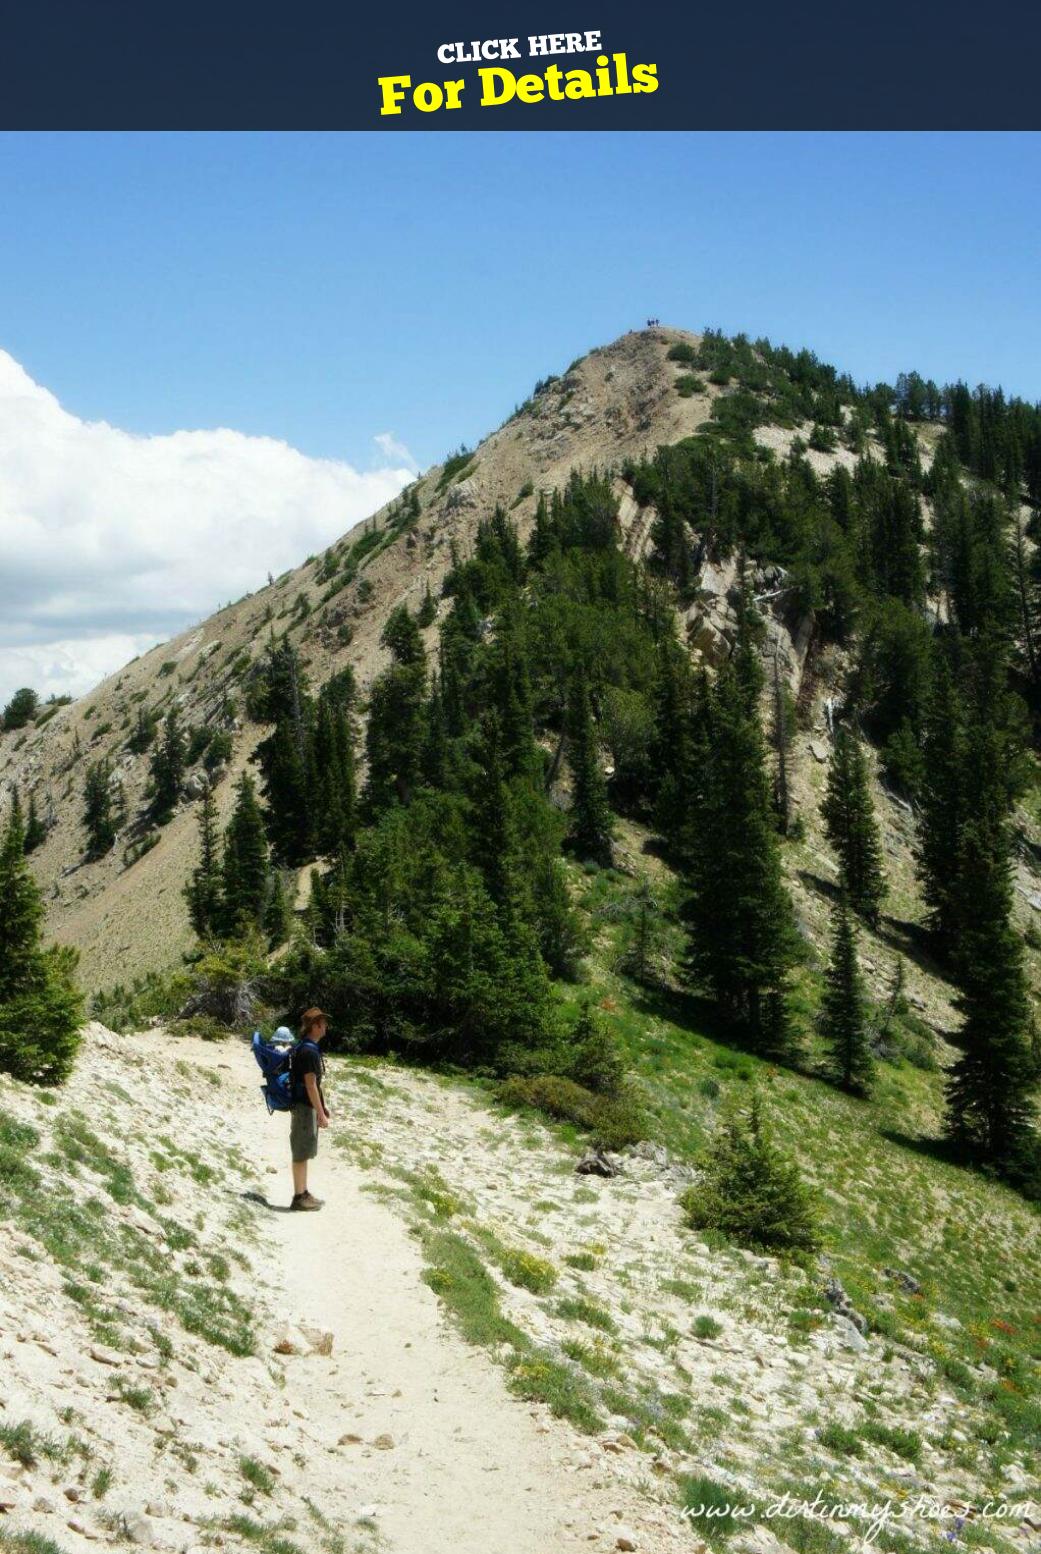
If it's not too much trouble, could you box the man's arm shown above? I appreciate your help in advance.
[304,1070,330,1128]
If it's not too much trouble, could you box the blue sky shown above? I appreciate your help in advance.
[0,130,1039,706]
[2,132,1039,467]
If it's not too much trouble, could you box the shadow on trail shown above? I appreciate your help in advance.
[241,1189,295,1214]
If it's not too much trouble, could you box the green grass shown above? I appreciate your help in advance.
[0,1534,73,1554]
[678,1474,742,1546]
[692,1314,723,1339]
[221,1515,303,1554]
[91,1465,114,1499]
[0,1419,68,1468]
[240,1455,277,1495]
[505,1351,602,1432]
[818,1421,863,1457]
[555,1294,617,1332]
[420,1229,526,1350]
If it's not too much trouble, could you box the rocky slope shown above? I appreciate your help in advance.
[0,327,732,989]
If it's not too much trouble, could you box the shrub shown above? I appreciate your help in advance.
[498,1073,644,1150]
[680,1093,821,1255]
[498,1248,558,1294]
[818,1421,863,1456]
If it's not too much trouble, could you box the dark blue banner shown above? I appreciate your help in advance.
[1,2,1038,127]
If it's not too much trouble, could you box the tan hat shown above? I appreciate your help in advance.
[300,1007,329,1034]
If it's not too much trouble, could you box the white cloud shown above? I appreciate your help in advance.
[0,350,414,708]
[373,430,418,469]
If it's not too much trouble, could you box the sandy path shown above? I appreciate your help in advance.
[237,1044,596,1554]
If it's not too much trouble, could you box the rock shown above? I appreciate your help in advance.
[273,1325,303,1356]
[882,1266,921,1295]
[823,1276,868,1334]
[338,1433,363,1446]
[833,1315,869,1353]
[616,1531,638,1551]
[124,1512,156,1545]
[34,1495,57,1513]
[575,1150,619,1178]
[809,739,829,762]
[373,1433,395,1450]
[64,1485,82,1502]
[89,1343,123,1365]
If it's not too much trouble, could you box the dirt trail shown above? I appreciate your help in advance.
[237,1042,598,1554]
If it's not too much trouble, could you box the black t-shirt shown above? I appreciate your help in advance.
[290,1040,325,1109]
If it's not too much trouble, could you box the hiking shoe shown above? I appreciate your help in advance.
[291,1191,323,1211]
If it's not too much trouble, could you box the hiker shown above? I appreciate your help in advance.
[289,1007,331,1211]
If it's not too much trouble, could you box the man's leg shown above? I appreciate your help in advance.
[292,1159,307,1197]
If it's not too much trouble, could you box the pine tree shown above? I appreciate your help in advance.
[820,895,873,1095]
[23,793,46,854]
[916,659,966,947]
[565,672,613,865]
[185,785,223,938]
[150,709,186,823]
[681,661,799,1057]
[771,655,791,835]
[313,673,357,856]
[381,604,425,666]
[822,729,885,926]
[945,820,1038,1169]
[363,660,427,813]
[222,773,271,932]
[0,805,44,993]
[264,869,291,948]
[416,582,438,628]
[83,760,117,861]
[0,807,82,1085]
[680,1093,821,1254]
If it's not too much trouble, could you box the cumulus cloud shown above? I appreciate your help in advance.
[373,430,418,469]
[0,350,414,708]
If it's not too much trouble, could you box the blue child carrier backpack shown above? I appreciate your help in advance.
[251,1030,295,1113]
[251,1030,323,1113]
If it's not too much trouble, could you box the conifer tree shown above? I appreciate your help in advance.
[264,869,291,948]
[416,582,438,628]
[821,729,885,926]
[185,785,223,938]
[0,807,82,1085]
[945,819,1038,1170]
[23,793,46,854]
[681,661,799,1057]
[820,895,873,1095]
[222,773,270,932]
[313,673,357,856]
[364,659,427,813]
[381,603,425,667]
[565,672,613,865]
[917,659,966,948]
[527,491,556,569]
[83,760,117,861]
[150,708,186,823]
[771,656,791,835]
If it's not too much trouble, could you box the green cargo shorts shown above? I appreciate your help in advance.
[290,1103,318,1163]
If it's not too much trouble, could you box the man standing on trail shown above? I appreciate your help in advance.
[289,1007,331,1211]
